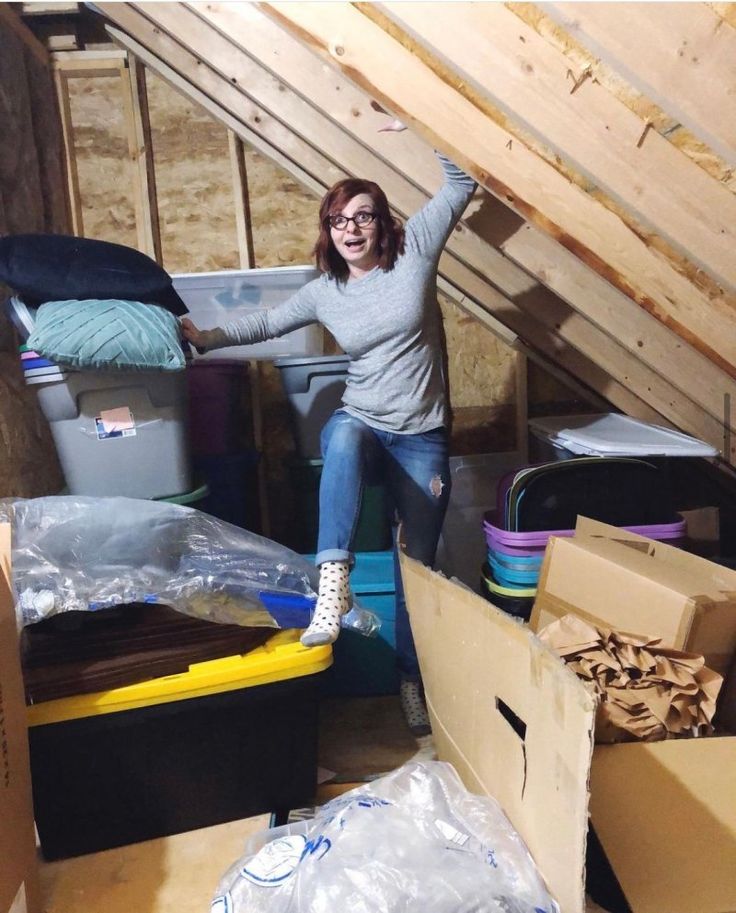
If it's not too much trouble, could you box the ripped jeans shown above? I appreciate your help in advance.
[316,410,451,680]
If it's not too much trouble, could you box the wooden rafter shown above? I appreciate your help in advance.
[545,2,736,169]
[260,1,736,384]
[380,2,736,295]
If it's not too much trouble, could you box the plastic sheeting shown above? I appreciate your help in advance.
[212,760,559,913]
[1,496,378,636]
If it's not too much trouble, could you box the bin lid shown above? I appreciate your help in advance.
[27,629,331,726]
[528,413,718,457]
[5,295,36,341]
[273,354,350,368]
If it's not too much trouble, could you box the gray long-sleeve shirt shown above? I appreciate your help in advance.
[209,156,476,434]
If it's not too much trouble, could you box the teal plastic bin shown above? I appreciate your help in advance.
[306,551,399,696]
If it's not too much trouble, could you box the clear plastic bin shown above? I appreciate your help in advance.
[172,266,323,361]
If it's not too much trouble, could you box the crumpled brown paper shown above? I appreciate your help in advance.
[538,614,723,742]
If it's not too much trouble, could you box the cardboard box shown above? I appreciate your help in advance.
[399,551,597,913]
[400,551,736,913]
[530,516,736,675]
[0,524,40,913]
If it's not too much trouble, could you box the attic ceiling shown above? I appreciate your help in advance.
[21,1,736,464]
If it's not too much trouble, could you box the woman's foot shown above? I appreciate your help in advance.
[301,559,351,647]
[400,679,431,737]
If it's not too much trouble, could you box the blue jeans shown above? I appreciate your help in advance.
[316,410,451,680]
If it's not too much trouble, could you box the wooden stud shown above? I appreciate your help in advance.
[52,68,83,236]
[227,131,256,270]
[119,56,163,262]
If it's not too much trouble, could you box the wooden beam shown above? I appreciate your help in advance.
[381,1,736,296]
[228,131,256,269]
[0,3,50,65]
[52,68,83,235]
[195,2,736,443]
[119,57,163,262]
[545,2,736,168]
[22,2,80,14]
[261,1,736,381]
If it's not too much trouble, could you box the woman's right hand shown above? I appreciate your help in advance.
[180,317,210,353]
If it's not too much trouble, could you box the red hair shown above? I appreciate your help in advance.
[314,178,405,281]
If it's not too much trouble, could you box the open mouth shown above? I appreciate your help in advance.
[344,238,366,251]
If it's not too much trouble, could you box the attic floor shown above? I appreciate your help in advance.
[37,694,610,913]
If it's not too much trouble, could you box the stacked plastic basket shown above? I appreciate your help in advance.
[481,457,687,622]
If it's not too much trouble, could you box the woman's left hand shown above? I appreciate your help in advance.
[378,118,407,133]
[371,100,407,133]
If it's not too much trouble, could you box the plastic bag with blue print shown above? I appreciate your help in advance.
[211,760,559,913]
[0,496,378,636]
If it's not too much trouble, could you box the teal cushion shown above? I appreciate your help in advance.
[27,299,185,371]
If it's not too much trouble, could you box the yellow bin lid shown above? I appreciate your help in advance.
[28,630,332,727]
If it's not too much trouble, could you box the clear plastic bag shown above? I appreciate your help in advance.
[0,496,378,636]
[212,760,559,913]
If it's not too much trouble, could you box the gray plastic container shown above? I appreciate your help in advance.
[274,354,350,458]
[33,368,192,498]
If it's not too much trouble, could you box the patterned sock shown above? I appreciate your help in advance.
[300,560,351,647]
[400,679,431,737]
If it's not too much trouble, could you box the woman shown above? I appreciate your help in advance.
[182,143,476,735]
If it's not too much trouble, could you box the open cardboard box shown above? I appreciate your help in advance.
[0,524,40,913]
[400,519,736,913]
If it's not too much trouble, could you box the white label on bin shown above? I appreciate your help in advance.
[9,883,27,913]
[96,407,136,440]
[240,834,307,886]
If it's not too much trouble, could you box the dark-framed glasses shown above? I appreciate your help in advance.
[326,211,377,230]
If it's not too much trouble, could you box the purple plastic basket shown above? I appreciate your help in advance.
[482,509,686,556]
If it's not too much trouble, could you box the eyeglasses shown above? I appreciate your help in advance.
[326,211,377,230]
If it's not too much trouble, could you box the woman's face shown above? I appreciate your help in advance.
[329,193,380,273]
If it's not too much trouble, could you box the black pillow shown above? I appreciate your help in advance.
[0,234,188,316]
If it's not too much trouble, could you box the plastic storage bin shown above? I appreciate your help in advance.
[435,452,523,592]
[274,354,350,458]
[187,360,247,456]
[172,266,323,362]
[32,367,192,499]
[288,457,392,554]
[306,550,399,696]
[27,629,331,860]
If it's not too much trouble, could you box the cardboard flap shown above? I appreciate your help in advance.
[575,516,736,594]
[532,521,736,674]
[400,552,596,913]
[590,738,736,913]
